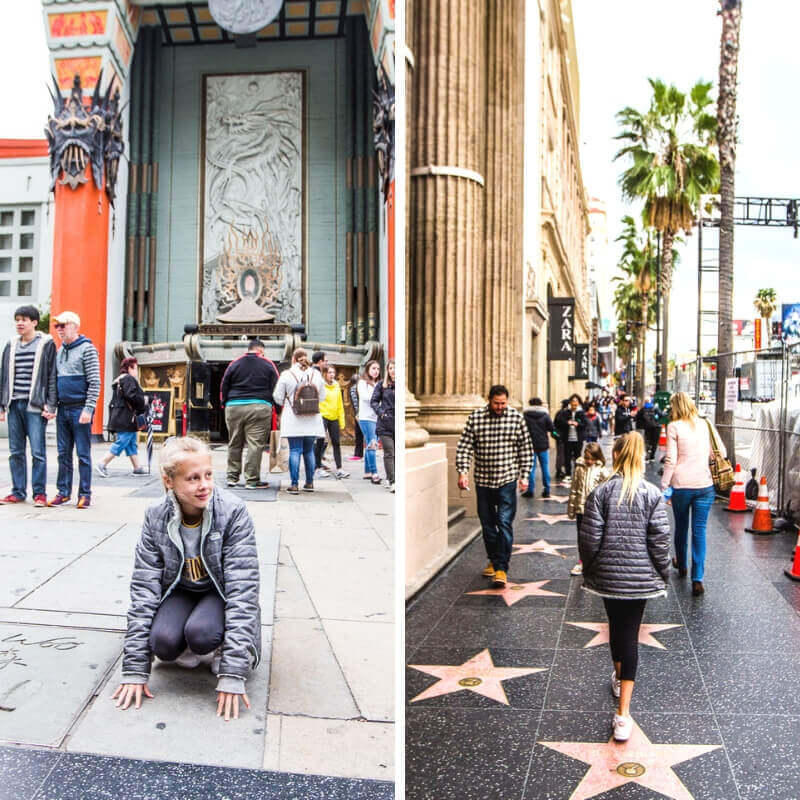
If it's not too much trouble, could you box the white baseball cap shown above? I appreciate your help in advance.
[53,311,81,326]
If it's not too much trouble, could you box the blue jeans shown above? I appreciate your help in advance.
[288,436,316,486]
[671,485,715,581]
[56,406,93,498]
[528,449,551,494]
[7,399,48,498]
[358,419,378,475]
[476,481,518,572]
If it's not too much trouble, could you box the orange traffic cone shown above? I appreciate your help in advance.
[786,530,800,581]
[724,464,748,513]
[658,425,667,448]
[745,476,776,534]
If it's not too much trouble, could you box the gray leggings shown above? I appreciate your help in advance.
[149,588,225,660]
[380,434,395,483]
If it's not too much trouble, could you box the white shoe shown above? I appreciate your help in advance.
[570,562,583,576]
[613,713,633,741]
[174,648,201,669]
[335,468,350,479]
[389,483,395,493]
[610,669,621,699]
[316,467,332,479]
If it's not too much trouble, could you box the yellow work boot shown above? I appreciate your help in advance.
[492,570,507,588]
[481,562,495,578]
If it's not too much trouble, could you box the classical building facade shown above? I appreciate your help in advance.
[40,0,394,439]
[406,0,590,593]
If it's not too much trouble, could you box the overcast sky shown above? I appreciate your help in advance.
[573,0,800,355]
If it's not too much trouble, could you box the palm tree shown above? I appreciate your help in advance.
[715,0,742,453]
[753,288,777,349]
[615,79,719,387]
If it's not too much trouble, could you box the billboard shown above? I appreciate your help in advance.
[783,304,800,343]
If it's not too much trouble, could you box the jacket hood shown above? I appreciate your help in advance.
[524,405,549,415]
[63,334,91,350]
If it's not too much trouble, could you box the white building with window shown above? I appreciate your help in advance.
[0,140,54,342]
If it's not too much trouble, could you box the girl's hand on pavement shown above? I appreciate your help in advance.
[112,683,154,710]
[216,691,250,721]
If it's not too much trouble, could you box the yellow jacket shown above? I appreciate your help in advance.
[320,381,346,428]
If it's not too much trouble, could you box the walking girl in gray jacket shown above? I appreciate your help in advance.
[113,437,261,722]
[578,432,671,742]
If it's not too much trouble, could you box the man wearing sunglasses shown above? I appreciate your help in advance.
[0,305,58,506]
[49,311,101,509]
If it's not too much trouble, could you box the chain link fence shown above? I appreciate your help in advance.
[687,345,800,514]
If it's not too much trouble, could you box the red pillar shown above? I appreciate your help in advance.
[387,179,395,359]
[51,167,110,435]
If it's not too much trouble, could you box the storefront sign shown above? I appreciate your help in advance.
[724,378,739,412]
[548,297,575,361]
[147,390,174,434]
[571,344,589,379]
[591,318,599,366]
[754,317,762,349]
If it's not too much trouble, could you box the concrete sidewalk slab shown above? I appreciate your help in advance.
[0,608,126,632]
[323,620,394,722]
[291,548,393,623]
[274,562,318,620]
[66,627,273,769]
[0,621,124,748]
[267,618,358,719]
[263,715,393,782]
[1,519,123,556]
[0,551,75,607]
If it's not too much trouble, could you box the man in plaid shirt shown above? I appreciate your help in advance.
[456,385,534,587]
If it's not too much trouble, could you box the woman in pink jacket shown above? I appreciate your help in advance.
[661,392,726,596]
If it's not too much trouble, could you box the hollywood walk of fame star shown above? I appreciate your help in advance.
[539,719,721,800]
[566,621,682,650]
[524,513,572,525]
[408,648,546,705]
[513,539,576,558]
[467,580,566,607]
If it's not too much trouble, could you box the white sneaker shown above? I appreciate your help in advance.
[335,468,350,479]
[174,648,201,669]
[570,562,583,576]
[610,669,621,699]
[613,713,633,741]
[389,483,395,493]
[95,463,109,478]
[316,468,332,479]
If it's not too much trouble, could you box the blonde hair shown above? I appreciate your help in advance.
[160,436,211,479]
[670,391,698,426]
[611,433,644,505]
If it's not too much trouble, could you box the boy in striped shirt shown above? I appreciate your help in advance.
[0,305,58,505]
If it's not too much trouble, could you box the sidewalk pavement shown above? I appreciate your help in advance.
[406,453,800,800]
[0,439,394,799]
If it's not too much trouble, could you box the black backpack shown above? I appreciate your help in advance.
[291,372,320,416]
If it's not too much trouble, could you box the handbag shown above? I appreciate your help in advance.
[704,418,735,492]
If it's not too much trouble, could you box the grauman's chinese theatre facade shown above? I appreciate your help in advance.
[42,0,395,438]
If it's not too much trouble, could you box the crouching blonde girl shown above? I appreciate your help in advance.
[578,432,670,742]
[112,436,261,721]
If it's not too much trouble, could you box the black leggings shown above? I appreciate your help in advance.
[314,418,342,469]
[602,597,646,682]
[149,588,225,660]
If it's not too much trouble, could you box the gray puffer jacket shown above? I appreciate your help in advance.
[578,473,671,598]
[122,488,261,689]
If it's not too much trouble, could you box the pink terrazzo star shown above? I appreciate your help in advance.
[566,621,682,650]
[513,539,576,558]
[539,720,721,800]
[408,648,546,705]
[524,513,572,525]
[467,580,566,607]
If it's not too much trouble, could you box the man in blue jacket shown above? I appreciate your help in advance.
[49,311,101,509]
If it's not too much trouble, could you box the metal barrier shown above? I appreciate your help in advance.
[687,344,800,515]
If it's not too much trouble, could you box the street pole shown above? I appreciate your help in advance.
[656,231,662,391]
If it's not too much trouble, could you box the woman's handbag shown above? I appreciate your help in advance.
[704,418,735,491]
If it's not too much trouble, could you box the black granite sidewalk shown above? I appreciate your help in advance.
[406,466,800,800]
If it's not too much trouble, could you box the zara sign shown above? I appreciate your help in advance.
[548,297,575,361]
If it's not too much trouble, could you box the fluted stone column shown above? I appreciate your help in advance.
[407,0,488,436]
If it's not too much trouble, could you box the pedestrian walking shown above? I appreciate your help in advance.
[112,436,261,722]
[347,373,364,460]
[661,391,726,596]
[455,385,534,588]
[584,404,602,442]
[220,339,278,489]
[614,395,634,436]
[636,397,661,461]
[357,360,383,484]
[96,357,149,477]
[315,365,349,479]
[49,311,101,509]
[554,398,569,481]
[522,397,554,498]
[370,359,395,491]
[273,348,326,495]
[567,442,610,576]
[579,432,671,741]
[555,394,586,480]
[0,305,57,506]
